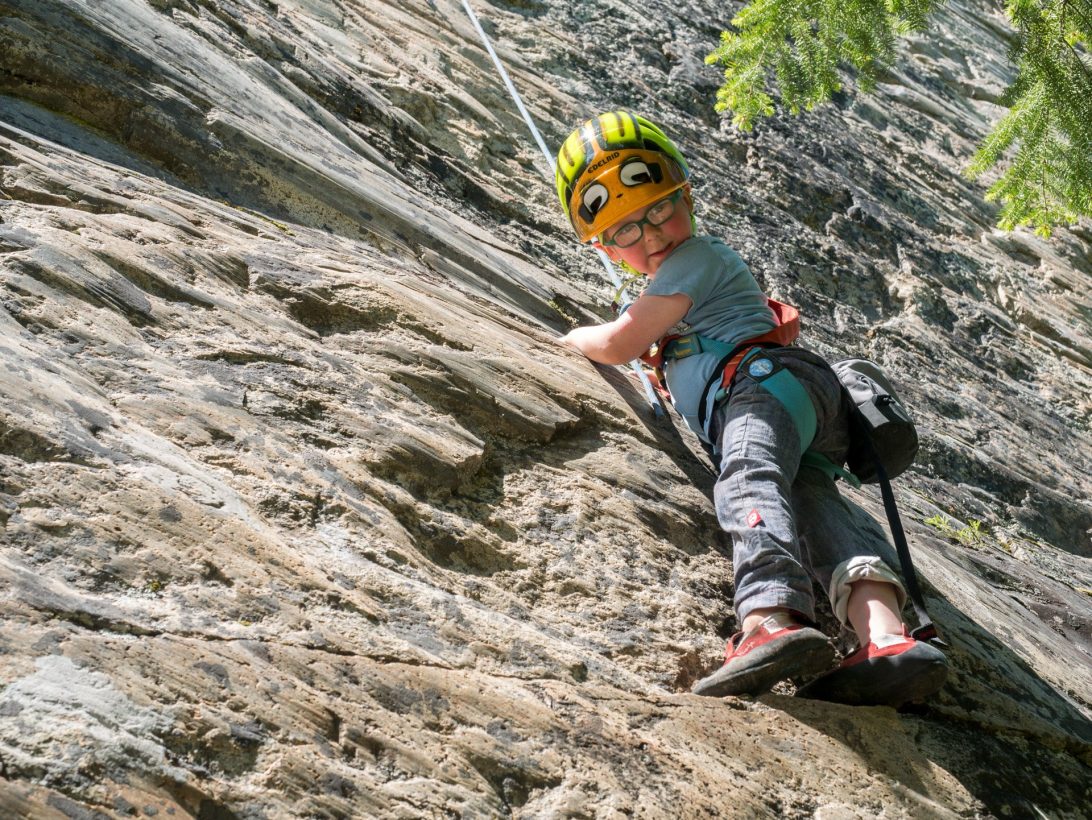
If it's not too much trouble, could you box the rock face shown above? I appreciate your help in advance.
[0,0,1090,816]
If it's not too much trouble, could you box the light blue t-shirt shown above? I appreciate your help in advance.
[644,236,777,441]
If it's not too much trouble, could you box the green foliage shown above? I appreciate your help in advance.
[705,0,941,130]
[965,0,1092,235]
[924,514,986,546]
[548,298,580,327]
[707,0,1092,235]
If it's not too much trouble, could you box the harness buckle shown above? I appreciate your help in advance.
[663,333,700,360]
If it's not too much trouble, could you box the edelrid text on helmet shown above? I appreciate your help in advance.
[555,111,689,243]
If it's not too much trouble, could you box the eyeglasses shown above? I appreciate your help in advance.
[600,190,682,248]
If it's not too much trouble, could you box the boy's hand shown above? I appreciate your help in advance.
[556,292,691,365]
[557,330,580,349]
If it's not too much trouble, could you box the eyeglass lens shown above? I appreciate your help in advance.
[610,195,676,248]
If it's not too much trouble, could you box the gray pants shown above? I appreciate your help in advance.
[710,348,906,626]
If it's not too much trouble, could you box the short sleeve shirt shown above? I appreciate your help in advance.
[644,236,777,440]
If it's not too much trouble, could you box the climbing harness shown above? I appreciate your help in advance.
[648,298,801,435]
[460,0,663,415]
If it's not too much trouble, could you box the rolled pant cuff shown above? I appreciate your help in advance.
[735,591,815,626]
[829,556,907,624]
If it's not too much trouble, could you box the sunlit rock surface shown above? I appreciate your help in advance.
[1,0,1089,816]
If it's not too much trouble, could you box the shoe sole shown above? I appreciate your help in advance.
[691,629,835,698]
[795,643,948,707]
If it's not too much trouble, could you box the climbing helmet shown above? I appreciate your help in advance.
[555,111,689,243]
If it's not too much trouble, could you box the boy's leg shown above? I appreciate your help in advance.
[714,377,815,622]
[791,465,909,629]
[844,579,904,640]
[691,370,834,697]
[791,467,948,706]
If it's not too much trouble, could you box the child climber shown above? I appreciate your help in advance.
[555,111,947,706]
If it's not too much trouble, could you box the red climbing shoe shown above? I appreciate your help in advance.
[691,615,835,697]
[795,627,948,707]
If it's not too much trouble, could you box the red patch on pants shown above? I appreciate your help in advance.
[747,509,764,528]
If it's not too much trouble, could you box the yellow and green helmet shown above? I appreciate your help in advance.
[555,111,689,243]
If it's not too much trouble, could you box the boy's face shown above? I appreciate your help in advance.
[593,189,693,276]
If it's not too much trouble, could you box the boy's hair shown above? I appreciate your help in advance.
[555,111,689,242]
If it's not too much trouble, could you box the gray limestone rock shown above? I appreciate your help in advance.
[0,0,1090,817]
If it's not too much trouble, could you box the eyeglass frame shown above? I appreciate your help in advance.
[598,190,684,248]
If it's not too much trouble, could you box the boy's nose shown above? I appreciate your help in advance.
[643,221,665,243]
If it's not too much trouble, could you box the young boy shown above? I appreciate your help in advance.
[555,111,947,706]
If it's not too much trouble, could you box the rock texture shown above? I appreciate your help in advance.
[1,0,1090,817]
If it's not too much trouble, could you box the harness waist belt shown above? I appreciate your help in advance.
[662,332,733,361]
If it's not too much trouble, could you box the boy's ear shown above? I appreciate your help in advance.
[682,184,694,214]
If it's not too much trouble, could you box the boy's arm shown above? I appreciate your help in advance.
[559,292,691,365]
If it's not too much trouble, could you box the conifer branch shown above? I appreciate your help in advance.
[707,0,1092,235]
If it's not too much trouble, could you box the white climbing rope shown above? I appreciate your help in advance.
[460,0,664,415]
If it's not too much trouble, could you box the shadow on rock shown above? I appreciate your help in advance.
[772,601,1092,818]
